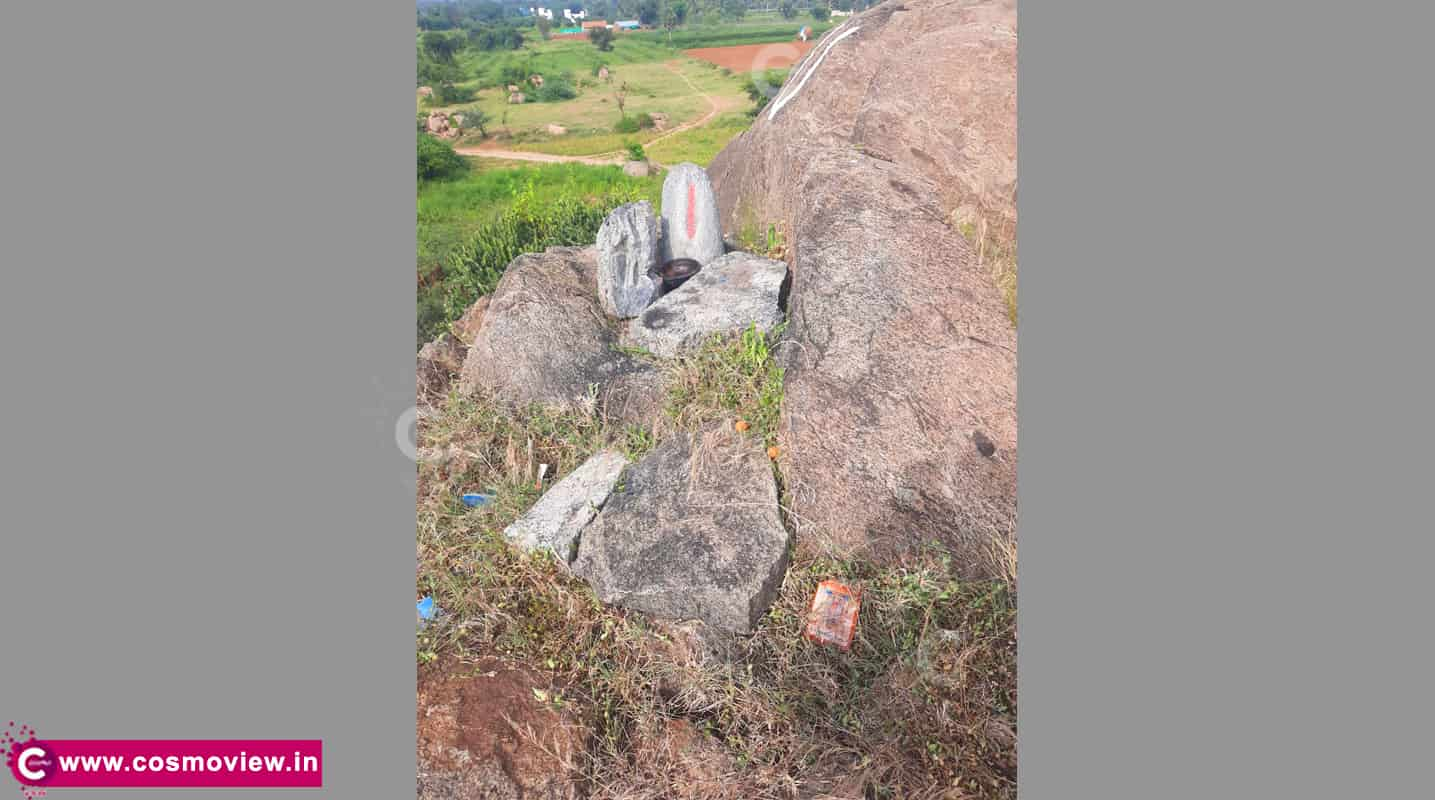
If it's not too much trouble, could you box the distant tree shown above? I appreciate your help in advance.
[779,1,798,19]
[721,0,746,22]
[810,6,831,22]
[672,1,688,25]
[661,1,686,43]
[589,25,615,50]
[537,16,553,38]
[459,107,491,137]
[638,0,660,27]
[832,0,853,11]
[420,31,463,63]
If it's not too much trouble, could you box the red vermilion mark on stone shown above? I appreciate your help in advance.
[685,182,697,240]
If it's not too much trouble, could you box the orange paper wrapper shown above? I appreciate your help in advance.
[804,580,861,650]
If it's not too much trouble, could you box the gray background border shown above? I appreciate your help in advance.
[1022,1,1434,796]
[1,1,415,797]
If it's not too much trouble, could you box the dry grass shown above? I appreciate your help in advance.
[417,327,1016,799]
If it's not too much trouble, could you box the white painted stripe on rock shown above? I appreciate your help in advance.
[766,22,863,121]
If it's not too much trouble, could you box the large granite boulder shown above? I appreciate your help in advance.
[572,425,790,634]
[595,201,662,319]
[503,449,628,563]
[659,162,725,267]
[706,0,1017,570]
[457,246,663,425]
[626,251,787,358]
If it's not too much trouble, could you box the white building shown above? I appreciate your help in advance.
[563,9,587,23]
[528,7,554,21]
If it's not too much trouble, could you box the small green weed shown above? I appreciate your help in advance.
[663,323,786,446]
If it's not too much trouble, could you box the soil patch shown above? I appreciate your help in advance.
[684,41,815,71]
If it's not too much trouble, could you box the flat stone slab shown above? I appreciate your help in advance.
[503,450,629,563]
[596,201,662,319]
[627,251,787,358]
[659,162,724,267]
[572,425,791,634]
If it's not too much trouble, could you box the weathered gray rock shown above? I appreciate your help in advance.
[457,246,664,425]
[572,425,791,634]
[595,201,662,319]
[659,162,724,266]
[503,450,629,562]
[627,251,787,358]
[621,160,650,178]
[706,0,1017,570]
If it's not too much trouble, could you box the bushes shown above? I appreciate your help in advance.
[427,178,648,341]
[625,142,646,161]
[417,133,466,182]
[535,74,577,102]
[742,69,787,115]
[613,115,640,133]
[635,111,655,129]
[432,82,475,105]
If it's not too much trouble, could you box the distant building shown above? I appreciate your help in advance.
[581,19,610,30]
[529,7,555,21]
[832,9,854,16]
[563,9,587,23]
[615,20,641,30]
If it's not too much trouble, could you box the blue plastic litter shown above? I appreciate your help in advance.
[416,596,437,621]
[461,493,493,508]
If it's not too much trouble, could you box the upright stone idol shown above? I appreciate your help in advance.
[596,201,662,319]
[660,162,725,266]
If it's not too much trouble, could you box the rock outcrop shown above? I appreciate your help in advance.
[503,449,629,563]
[573,425,791,634]
[659,162,725,267]
[627,251,787,358]
[706,0,1017,569]
[595,201,662,319]
[458,246,663,425]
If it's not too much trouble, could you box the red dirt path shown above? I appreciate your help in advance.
[684,41,814,71]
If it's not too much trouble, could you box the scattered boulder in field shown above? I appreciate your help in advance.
[425,111,456,138]
[417,85,434,97]
[417,657,585,800]
[573,424,791,634]
[457,246,663,425]
[595,201,662,319]
[706,0,1016,569]
[597,66,610,81]
[508,92,525,104]
[546,123,567,136]
[503,449,629,563]
[622,160,650,178]
[659,162,725,267]
[529,74,544,87]
[507,83,520,92]
[649,112,670,131]
[627,251,787,358]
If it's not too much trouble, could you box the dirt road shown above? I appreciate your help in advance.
[453,61,725,166]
